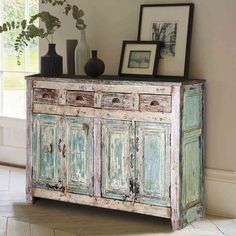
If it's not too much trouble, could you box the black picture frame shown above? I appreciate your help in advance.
[137,3,194,78]
[118,41,161,77]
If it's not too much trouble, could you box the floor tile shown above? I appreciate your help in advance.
[30,224,55,236]
[7,218,30,236]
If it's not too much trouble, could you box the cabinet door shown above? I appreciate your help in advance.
[65,117,94,195]
[136,122,171,206]
[101,120,134,200]
[32,114,62,190]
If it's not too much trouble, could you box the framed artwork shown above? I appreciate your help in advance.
[118,41,161,77]
[138,4,194,78]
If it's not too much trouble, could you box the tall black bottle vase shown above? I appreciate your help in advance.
[41,43,63,77]
[66,40,78,76]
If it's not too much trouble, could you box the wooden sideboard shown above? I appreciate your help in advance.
[26,75,205,230]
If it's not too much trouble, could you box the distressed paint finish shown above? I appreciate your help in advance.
[139,94,172,113]
[65,116,94,196]
[136,122,171,206]
[101,92,134,110]
[101,119,134,200]
[32,114,62,189]
[26,75,205,231]
[183,87,202,130]
[180,84,205,228]
[181,130,202,209]
[66,91,94,107]
[34,88,59,105]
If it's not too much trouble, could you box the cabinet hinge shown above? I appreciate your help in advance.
[31,167,33,179]
[169,186,171,199]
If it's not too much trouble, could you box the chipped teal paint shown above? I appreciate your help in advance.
[66,117,94,196]
[136,122,171,206]
[32,114,62,189]
[181,85,204,227]
[102,119,134,200]
[183,88,202,130]
[182,130,202,209]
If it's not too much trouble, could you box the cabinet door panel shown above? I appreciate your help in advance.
[182,130,203,209]
[136,122,171,206]
[102,120,134,200]
[66,117,94,195]
[32,114,62,189]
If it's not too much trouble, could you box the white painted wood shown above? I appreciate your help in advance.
[33,104,172,123]
[32,188,171,219]
[170,86,181,230]
[93,119,101,197]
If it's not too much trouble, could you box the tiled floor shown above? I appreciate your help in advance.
[0,166,236,236]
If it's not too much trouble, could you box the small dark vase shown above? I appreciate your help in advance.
[41,44,63,77]
[84,50,105,78]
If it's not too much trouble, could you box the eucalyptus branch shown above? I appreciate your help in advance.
[41,0,87,30]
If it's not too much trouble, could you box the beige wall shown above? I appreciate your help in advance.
[40,0,236,172]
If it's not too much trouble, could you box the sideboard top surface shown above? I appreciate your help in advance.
[26,74,205,86]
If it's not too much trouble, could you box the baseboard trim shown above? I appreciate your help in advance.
[0,161,26,169]
[205,168,236,218]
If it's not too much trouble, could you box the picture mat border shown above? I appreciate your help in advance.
[118,41,161,77]
[137,3,194,79]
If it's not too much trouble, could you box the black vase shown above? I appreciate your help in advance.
[84,50,105,78]
[66,39,78,76]
[41,44,63,77]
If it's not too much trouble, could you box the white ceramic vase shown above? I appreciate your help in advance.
[75,30,90,75]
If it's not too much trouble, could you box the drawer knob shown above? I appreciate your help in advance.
[76,95,84,101]
[112,97,120,104]
[150,100,159,106]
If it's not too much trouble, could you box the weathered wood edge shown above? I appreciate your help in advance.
[94,118,102,197]
[32,188,171,219]
[26,79,33,203]
[170,85,181,230]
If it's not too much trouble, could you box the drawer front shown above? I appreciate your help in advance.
[140,94,172,113]
[34,88,59,104]
[67,91,94,107]
[101,93,133,110]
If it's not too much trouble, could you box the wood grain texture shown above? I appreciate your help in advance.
[32,188,171,219]
[140,94,172,113]
[66,91,94,108]
[101,92,134,110]
[34,88,59,105]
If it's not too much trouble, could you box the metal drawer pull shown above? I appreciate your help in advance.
[76,95,84,101]
[112,97,120,104]
[42,93,49,99]
[62,144,66,158]
[150,100,159,106]
[58,138,62,152]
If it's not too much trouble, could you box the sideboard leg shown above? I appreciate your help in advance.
[171,217,183,231]
[26,194,39,204]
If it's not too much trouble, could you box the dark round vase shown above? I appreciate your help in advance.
[41,44,63,77]
[84,50,105,78]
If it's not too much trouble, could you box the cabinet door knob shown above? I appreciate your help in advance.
[58,138,62,152]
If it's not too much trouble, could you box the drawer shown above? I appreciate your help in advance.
[101,93,133,110]
[34,88,59,104]
[140,94,172,113]
[67,91,94,107]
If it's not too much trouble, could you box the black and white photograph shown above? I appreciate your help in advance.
[138,4,194,77]
[151,22,177,58]
[128,50,151,69]
[118,41,161,77]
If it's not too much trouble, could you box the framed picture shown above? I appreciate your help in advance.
[118,41,161,77]
[138,4,194,78]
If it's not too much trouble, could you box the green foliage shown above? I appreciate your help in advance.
[0,0,86,65]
